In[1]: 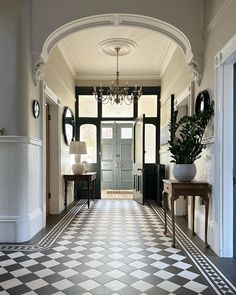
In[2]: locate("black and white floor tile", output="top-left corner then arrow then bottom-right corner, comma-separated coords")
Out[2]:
0,200 -> 235,295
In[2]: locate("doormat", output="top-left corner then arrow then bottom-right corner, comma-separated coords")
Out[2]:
101,190 -> 133,199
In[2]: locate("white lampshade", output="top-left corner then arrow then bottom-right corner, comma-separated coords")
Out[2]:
69,141 -> 87,155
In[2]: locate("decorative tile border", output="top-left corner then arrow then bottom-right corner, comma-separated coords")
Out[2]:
148,200 -> 236,295
101,190 -> 133,199
0,200 -> 87,252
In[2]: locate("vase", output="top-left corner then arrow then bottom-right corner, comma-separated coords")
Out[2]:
173,163 -> 196,181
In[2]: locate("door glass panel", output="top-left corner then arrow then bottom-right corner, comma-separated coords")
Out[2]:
145,124 -> 156,163
121,127 -> 132,139
138,95 -> 157,117
79,95 -> 98,117
102,127 -> 113,139
80,124 -> 97,163
102,102 -> 133,117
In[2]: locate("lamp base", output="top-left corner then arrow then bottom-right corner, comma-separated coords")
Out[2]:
72,163 -> 85,175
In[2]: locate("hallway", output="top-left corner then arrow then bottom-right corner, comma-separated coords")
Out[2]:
0,200 -> 235,295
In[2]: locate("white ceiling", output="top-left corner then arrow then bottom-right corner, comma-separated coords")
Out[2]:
57,26 -> 177,80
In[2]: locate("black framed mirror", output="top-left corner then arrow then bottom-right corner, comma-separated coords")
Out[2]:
62,107 -> 75,146
195,90 -> 210,114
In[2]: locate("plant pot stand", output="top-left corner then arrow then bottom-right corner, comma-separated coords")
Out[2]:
162,179 -> 211,248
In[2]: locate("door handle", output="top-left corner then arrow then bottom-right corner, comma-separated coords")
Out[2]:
233,178 -> 236,186
138,168 -> 143,171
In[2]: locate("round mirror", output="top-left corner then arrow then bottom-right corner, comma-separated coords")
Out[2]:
195,90 -> 210,114
62,107 -> 75,146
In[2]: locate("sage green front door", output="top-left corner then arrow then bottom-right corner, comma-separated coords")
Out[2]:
101,122 -> 133,190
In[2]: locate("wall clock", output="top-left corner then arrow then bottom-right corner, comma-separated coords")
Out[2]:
33,100 -> 40,118
195,90 -> 210,114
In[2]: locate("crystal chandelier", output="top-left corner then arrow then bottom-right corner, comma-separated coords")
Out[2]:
93,47 -> 142,105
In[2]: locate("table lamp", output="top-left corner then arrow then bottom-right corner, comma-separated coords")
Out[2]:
69,141 -> 87,174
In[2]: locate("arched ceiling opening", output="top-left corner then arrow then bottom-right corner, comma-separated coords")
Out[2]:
33,14 -> 201,86
57,26 -> 177,82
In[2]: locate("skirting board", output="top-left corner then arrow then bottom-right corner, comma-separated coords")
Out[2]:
0,208 -> 43,243
194,211 -> 219,255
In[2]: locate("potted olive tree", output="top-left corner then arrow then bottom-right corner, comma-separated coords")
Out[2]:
168,101 -> 214,181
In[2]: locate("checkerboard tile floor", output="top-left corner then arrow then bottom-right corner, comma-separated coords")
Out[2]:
0,200 -> 229,294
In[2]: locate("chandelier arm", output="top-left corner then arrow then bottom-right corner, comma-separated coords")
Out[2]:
93,46 -> 142,105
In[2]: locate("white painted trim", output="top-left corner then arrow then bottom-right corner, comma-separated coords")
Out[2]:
204,0 -> 232,37
214,33 -> 236,257
0,136 -> 42,146
195,210 -> 216,233
159,145 -> 169,154
34,14 -> 200,85
44,84 -> 62,106
42,82 -> 63,216
0,209 -> 43,243
0,208 -> 42,223
202,136 -> 215,145
175,85 -> 191,107
41,14 -> 192,63
194,211 -> 218,254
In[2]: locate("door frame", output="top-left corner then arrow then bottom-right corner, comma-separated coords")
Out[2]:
214,33 -> 236,257
41,82 -> 61,221
75,86 -> 161,199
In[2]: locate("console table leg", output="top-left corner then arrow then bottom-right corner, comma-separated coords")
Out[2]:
171,196 -> 176,248
163,191 -> 167,235
64,180 -> 68,208
192,196 -> 195,235
93,179 -> 95,201
205,197 -> 209,248
87,181 -> 90,209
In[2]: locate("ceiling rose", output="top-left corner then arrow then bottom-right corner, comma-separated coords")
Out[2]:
99,38 -> 138,56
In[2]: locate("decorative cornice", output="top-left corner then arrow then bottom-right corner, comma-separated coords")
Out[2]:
76,73 -> 161,81
58,41 -> 77,77
156,40 -> 177,77
204,0 -> 232,37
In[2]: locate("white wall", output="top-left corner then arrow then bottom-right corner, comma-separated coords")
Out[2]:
0,1 -> 20,135
159,0 -> 236,256
160,47 -> 192,178
44,46 -> 76,213
0,137 -> 42,242
194,0 -> 236,256
0,0 -> 43,242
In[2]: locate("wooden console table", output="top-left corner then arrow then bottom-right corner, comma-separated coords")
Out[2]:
63,172 -> 96,209
162,179 -> 211,248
